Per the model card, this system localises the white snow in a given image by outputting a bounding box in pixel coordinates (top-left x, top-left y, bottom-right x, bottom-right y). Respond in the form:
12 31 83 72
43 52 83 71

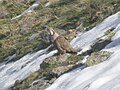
71 11 120 52
0 9 120 90
46 11 120 90
81 55 89 64
0 45 57 89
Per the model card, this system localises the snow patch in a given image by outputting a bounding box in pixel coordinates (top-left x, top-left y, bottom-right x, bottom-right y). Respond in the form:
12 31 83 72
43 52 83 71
1 9 120 90
46 11 120 90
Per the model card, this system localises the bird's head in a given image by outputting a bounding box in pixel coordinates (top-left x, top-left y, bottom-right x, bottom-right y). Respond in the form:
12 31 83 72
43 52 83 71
44 25 55 36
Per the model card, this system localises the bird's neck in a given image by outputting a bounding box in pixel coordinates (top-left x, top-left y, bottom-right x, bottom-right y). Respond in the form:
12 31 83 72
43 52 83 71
52 32 60 41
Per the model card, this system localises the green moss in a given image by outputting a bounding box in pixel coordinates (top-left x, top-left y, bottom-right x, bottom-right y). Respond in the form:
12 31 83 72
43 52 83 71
46 5 81 29
1 0 31 18
87 51 112 66
0 48 16 62
12 66 56 89
66 54 83 64
11 54 83 89
15 38 42 60
24 71 40 86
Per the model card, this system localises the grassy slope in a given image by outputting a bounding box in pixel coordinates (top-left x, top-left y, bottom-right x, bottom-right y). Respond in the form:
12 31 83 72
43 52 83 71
0 0 120 62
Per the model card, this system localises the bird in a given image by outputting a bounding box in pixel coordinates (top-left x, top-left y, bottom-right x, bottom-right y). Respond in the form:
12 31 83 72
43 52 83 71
45 26 78 55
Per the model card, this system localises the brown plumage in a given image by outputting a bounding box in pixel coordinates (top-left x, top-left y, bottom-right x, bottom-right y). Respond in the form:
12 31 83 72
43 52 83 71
45 26 77 54
53 36 77 54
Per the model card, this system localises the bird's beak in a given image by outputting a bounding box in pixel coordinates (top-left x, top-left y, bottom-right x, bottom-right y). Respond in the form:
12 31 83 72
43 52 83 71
44 25 54 36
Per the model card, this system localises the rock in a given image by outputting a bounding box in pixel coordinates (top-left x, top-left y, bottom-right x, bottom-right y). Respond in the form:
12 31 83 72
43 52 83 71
11 80 22 90
87 51 112 66
11 53 83 90
41 54 68 66
44 72 58 80
26 79 50 90
52 65 73 76
40 54 84 78
39 31 51 46
91 37 111 52
14 80 21 85
82 29 115 55
40 62 49 69
11 50 111 90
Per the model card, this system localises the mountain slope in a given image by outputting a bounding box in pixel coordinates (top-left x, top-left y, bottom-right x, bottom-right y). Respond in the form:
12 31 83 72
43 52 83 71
46 11 120 90
0 0 120 90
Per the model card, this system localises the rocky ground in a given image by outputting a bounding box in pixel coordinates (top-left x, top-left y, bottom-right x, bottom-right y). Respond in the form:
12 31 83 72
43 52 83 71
10 28 113 90
10 51 112 90
0 0 120 90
